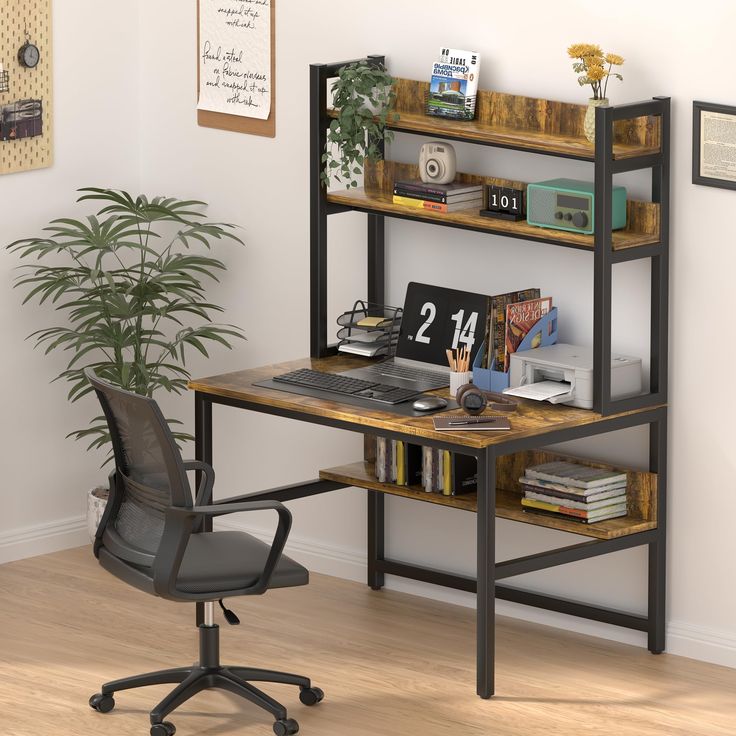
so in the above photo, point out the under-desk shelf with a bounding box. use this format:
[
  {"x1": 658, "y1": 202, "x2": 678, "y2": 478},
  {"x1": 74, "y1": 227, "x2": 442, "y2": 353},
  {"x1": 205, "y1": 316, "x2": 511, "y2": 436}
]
[{"x1": 320, "y1": 450, "x2": 658, "y2": 541}]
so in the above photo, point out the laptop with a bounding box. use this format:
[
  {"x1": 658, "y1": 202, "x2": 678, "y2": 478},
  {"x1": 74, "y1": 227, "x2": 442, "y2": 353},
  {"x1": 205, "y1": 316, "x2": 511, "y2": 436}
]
[{"x1": 340, "y1": 282, "x2": 489, "y2": 392}]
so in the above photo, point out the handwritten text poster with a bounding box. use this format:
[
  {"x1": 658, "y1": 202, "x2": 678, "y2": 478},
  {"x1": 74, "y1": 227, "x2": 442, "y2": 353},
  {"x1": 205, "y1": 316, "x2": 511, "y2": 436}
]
[{"x1": 198, "y1": 0, "x2": 271, "y2": 119}]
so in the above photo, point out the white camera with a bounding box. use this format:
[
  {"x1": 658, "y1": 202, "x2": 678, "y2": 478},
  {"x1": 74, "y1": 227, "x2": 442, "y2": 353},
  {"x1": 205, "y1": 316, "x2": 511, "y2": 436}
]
[{"x1": 419, "y1": 141, "x2": 457, "y2": 184}]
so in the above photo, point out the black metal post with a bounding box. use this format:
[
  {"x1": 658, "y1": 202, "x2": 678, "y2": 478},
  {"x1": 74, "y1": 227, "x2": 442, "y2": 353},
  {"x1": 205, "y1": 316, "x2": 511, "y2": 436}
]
[
  {"x1": 647, "y1": 410, "x2": 667, "y2": 653},
  {"x1": 476, "y1": 447, "x2": 496, "y2": 698},
  {"x1": 310, "y1": 62, "x2": 329, "y2": 358},
  {"x1": 367, "y1": 214, "x2": 385, "y2": 307},
  {"x1": 367, "y1": 491, "x2": 385, "y2": 590},
  {"x1": 194, "y1": 391, "x2": 213, "y2": 627},
  {"x1": 650, "y1": 97, "x2": 670, "y2": 400},
  {"x1": 593, "y1": 104, "x2": 614, "y2": 415}
]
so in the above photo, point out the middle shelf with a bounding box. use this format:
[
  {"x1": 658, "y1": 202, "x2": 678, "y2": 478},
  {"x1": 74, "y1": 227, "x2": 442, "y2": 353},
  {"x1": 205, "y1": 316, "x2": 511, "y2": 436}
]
[
  {"x1": 320, "y1": 448, "x2": 658, "y2": 541},
  {"x1": 326, "y1": 159, "x2": 661, "y2": 254}
]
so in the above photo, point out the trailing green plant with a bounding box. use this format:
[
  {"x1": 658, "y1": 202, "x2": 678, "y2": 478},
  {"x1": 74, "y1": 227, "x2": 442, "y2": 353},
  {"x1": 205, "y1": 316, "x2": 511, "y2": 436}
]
[
  {"x1": 7, "y1": 188, "x2": 244, "y2": 454},
  {"x1": 321, "y1": 61, "x2": 398, "y2": 189}
]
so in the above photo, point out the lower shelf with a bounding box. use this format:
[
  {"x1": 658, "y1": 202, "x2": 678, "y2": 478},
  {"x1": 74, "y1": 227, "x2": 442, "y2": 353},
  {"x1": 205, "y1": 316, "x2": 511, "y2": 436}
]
[{"x1": 319, "y1": 455, "x2": 658, "y2": 541}]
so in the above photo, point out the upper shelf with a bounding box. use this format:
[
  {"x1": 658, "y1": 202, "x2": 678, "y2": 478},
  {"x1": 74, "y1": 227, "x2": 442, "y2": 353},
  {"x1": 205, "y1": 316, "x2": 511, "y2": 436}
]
[{"x1": 328, "y1": 78, "x2": 662, "y2": 161}]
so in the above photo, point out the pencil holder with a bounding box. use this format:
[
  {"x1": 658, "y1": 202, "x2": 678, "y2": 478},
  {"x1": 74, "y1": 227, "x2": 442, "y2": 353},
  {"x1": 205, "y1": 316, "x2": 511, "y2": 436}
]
[{"x1": 449, "y1": 371, "x2": 473, "y2": 398}]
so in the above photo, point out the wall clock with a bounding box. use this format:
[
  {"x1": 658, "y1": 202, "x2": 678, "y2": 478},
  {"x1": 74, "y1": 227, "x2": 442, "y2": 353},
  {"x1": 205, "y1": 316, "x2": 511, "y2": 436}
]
[{"x1": 18, "y1": 31, "x2": 40, "y2": 69}]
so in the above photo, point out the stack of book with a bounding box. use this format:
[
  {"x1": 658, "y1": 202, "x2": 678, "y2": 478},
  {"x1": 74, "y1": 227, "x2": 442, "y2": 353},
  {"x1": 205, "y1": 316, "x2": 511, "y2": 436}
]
[
  {"x1": 392, "y1": 179, "x2": 483, "y2": 214},
  {"x1": 519, "y1": 461, "x2": 628, "y2": 524}
]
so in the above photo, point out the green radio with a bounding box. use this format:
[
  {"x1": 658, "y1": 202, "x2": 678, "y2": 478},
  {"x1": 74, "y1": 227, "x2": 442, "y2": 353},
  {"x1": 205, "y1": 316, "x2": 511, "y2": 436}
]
[{"x1": 526, "y1": 178, "x2": 627, "y2": 235}]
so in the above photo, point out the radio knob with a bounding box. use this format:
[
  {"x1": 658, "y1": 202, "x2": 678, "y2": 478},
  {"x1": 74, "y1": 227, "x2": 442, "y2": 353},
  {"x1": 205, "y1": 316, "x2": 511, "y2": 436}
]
[
  {"x1": 563, "y1": 213, "x2": 572, "y2": 221},
  {"x1": 572, "y1": 211, "x2": 588, "y2": 228},
  {"x1": 554, "y1": 211, "x2": 563, "y2": 220}
]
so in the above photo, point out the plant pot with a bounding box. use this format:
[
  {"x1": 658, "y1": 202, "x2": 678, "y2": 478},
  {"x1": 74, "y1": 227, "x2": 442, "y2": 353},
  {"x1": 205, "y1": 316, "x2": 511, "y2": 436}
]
[
  {"x1": 87, "y1": 486, "x2": 109, "y2": 542},
  {"x1": 584, "y1": 97, "x2": 609, "y2": 143}
]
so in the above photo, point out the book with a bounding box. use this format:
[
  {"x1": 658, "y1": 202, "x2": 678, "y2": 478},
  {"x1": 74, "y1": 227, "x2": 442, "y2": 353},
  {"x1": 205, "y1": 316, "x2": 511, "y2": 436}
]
[
  {"x1": 503, "y1": 296, "x2": 553, "y2": 371},
  {"x1": 433, "y1": 415, "x2": 511, "y2": 431},
  {"x1": 393, "y1": 186, "x2": 483, "y2": 204},
  {"x1": 481, "y1": 289, "x2": 540, "y2": 369},
  {"x1": 524, "y1": 461, "x2": 627, "y2": 490},
  {"x1": 522, "y1": 506, "x2": 628, "y2": 524},
  {"x1": 394, "y1": 179, "x2": 484, "y2": 197},
  {"x1": 426, "y1": 48, "x2": 481, "y2": 121},
  {"x1": 523, "y1": 490, "x2": 626, "y2": 511},
  {"x1": 392, "y1": 194, "x2": 483, "y2": 213},
  {"x1": 521, "y1": 497, "x2": 627, "y2": 520},
  {"x1": 520, "y1": 482, "x2": 626, "y2": 504}
]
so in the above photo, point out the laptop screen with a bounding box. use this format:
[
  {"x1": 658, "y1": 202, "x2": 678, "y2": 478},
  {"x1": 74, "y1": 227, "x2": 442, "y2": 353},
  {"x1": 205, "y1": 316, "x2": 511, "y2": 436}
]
[{"x1": 397, "y1": 283, "x2": 489, "y2": 367}]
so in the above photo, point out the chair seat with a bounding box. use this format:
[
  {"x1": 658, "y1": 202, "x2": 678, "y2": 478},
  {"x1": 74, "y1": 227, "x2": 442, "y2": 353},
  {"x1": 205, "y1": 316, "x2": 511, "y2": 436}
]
[
  {"x1": 99, "y1": 530, "x2": 308, "y2": 598},
  {"x1": 176, "y1": 531, "x2": 309, "y2": 594}
]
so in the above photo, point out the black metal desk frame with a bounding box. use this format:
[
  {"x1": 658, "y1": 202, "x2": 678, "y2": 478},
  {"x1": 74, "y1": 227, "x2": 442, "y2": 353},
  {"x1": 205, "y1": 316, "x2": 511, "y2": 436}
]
[
  {"x1": 194, "y1": 55, "x2": 669, "y2": 700},
  {"x1": 194, "y1": 389, "x2": 666, "y2": 700}
]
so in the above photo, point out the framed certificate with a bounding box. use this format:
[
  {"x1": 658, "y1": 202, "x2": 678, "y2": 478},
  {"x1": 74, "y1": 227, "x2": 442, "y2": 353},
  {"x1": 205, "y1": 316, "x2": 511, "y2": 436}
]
[{"x1": 693, "y1": 101, "x2": 736, "y2": 190}]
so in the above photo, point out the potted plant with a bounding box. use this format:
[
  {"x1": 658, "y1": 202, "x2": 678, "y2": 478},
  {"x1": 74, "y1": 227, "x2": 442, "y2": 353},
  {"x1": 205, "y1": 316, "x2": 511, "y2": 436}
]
[
  {"x1": 321, "y1": 61, "x2": 398, "y2": 189},
  {"x1": 567, "y1": 44, "x2": 624, "y2": 142},
  {"x1": 7, "y1": 188, "x2": 244, "y2": 538}
]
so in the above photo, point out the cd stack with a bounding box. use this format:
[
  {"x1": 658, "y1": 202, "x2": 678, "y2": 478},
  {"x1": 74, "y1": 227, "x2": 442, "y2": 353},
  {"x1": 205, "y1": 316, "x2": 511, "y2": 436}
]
[{"x1": 519, "y1": 461, "x2": 628, "y2": 524}]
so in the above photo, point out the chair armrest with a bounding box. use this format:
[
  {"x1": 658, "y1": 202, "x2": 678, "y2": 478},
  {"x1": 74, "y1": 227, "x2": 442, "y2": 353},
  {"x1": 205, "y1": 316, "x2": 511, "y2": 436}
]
[
  {"x1": 182, "y1": 459, "x2": 215, "y2": 506},
  {"x1": 156, "y1": 500, "x2": 292, "y2": 598}
]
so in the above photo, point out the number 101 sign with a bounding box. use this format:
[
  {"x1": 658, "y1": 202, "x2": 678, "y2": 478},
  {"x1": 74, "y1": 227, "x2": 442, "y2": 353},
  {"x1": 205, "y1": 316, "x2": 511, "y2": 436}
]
[{"x1": 480, "y1": 184, "x2": 525, "y2": 222}]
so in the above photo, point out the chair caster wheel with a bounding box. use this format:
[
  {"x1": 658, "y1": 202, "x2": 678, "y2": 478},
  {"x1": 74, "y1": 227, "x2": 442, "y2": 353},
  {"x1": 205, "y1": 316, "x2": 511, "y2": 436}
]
[
  {"x1": 150, "y1": 722, "x2": 176, "y2": 736},
  {"x1": 273, "y1": 717, "x2": 299, "y2": 736},
  {"x1": 299, "y1": 686, "x2": 324, "y2": 706},
  {"x1": 88, "y1": 693, "x2": 115, "y2": 713}
]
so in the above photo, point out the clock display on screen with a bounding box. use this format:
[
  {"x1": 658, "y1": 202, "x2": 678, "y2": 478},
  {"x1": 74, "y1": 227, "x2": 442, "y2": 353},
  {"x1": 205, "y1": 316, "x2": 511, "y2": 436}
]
[{"x1": 399, "y1": 282, "x2": 489, "y2": 367}]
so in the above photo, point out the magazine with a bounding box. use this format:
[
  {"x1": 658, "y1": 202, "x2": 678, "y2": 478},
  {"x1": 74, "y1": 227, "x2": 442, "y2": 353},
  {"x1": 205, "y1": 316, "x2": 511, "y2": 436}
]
[
  {"x1": 504, "y1": 297, "x2": 552, "y2": 371},
  {"x1": 427, "y1": 48, "x2": 481, "y2": 121}
]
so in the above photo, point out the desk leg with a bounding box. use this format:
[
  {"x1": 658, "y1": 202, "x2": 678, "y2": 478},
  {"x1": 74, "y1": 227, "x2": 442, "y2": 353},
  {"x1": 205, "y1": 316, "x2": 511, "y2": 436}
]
[
  {"x1": 648, "y1": 413, "x2": 667, "y2": 653},
  {"x1": 367, "y1": 491, "x2": 385, "y2": 590},
  {"x1": 476, "y1": 447, "x2": 496, "y2": 698},
  {"x1": 194, "y1": 392, "x2": 213, "y2": 627}
]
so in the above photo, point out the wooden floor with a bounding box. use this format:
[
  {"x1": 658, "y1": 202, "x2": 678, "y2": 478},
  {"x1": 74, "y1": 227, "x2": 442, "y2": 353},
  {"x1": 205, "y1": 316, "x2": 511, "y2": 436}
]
[{"x1": 1, "y1": 547, "x2": 734, "y2": 736}]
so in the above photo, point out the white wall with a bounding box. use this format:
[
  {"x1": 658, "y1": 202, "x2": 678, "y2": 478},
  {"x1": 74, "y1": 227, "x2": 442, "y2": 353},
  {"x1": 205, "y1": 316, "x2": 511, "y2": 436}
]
[
  {"x1": 3, "y1": 0, "x2": 735, "y2": 669},
  {"x1": 0, "y1": 1, "x2": 141, "y2": 560},
  {"x1": 134, "y1": 0, "x2": 736, "y2": 667}
]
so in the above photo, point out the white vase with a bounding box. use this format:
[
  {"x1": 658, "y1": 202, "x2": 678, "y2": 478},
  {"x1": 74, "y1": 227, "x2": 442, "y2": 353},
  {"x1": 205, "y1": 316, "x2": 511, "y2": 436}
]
[
  {"x1": 87, "y1": 486, "x2": 109, "y2": 542},
  {"x1": 584, "y1": 97, "x2": 609, "y2": 143}
]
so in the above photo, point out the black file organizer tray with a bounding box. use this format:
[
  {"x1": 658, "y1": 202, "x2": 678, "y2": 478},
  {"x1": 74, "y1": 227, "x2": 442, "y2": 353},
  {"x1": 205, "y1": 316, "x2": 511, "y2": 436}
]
[{"x1": 336, "y1": 300, "x2": 403, "y2": 359}]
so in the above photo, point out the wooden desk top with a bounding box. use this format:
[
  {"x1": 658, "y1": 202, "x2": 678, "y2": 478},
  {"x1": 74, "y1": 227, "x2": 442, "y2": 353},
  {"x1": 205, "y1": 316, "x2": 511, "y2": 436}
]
[{"x1": 189, "y1": 356, "x2": 661, "y2": 450}]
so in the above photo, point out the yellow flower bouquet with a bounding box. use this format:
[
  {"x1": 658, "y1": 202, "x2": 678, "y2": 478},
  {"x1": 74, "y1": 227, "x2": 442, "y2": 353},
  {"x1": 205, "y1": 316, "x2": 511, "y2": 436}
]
[{"x1": 568, "y1": 44, "x2": 624, "y2": 100}]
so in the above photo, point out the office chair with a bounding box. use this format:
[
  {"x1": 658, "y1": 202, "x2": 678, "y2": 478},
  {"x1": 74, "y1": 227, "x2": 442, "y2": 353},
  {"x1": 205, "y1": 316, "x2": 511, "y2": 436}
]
[{"x1": 85, "y1": 370, "x2": 323, "y2": 736}]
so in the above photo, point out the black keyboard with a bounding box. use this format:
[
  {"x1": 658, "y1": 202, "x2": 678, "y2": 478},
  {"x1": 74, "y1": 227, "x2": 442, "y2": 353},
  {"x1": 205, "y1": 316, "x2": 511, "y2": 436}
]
[{"x1": 272, "y1": 368, "x2": 421, "y2": 404}]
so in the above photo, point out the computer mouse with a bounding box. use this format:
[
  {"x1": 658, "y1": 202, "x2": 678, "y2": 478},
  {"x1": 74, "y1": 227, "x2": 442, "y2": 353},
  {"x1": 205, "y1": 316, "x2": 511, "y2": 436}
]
[{"x1": 412, "y1": 396, "x2": 448, "y2": 412}]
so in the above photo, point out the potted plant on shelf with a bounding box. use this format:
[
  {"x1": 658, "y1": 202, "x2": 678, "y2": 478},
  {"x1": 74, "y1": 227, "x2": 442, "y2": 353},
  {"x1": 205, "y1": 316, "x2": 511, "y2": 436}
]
[
  {"x1": 567, "y1": 44, "x2": 624, "y2": 143},
  {"x1": 321, "y1": 61, "x2": 398, "y2": 189},
  {"x1": 7, "y1": 188, "x2": 244, "y2": 538}
]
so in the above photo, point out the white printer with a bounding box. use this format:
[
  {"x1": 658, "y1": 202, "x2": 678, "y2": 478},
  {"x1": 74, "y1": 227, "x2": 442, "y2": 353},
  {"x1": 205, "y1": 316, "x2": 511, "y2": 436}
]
[{"x1": 504, "y1": 344, "x2": 642, "y2": 409}]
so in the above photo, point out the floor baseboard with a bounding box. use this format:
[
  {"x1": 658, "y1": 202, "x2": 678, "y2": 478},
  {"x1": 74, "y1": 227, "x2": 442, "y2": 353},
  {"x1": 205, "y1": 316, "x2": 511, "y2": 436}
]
[
  {"x1": 219, "y1": 518, "x2": 736, "y2": 671},
  {"x1": 0, "y1": 516, "x2": 88, "y2": 565}
]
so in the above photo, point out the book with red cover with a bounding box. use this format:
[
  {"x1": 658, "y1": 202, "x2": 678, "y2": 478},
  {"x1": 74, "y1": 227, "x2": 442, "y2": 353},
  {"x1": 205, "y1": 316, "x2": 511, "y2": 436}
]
[{"x1": 503, "y1": 296, "x2": 552, "y2": 371}]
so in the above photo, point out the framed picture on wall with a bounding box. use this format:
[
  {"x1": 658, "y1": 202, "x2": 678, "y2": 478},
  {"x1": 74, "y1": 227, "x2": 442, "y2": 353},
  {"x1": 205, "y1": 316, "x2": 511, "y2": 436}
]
[{"x1": 692, "y1": 100, "x2": 736, "y2": 190}]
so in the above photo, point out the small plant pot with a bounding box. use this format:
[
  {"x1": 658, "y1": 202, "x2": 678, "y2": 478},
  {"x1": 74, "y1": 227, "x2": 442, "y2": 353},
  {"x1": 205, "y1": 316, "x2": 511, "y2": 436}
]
[{"x1": 87, "y1": 486, "x2": 109, "y2": 542}]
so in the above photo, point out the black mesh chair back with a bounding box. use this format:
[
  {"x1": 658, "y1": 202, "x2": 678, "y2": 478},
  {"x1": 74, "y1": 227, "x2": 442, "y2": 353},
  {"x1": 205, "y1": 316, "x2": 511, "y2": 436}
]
[{"x1": 85, "y1": 369, "x2": 192, "y2": 562}]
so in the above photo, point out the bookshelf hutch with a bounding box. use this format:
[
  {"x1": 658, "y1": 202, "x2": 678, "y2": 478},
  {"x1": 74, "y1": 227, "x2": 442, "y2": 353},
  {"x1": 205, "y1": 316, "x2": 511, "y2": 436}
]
[{"x1": 307, "y1": 54, "x2": 670, "y2": 698}]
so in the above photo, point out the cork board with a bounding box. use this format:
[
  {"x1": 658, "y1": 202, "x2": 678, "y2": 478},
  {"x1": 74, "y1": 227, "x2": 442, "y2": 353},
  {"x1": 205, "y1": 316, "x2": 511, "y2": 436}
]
[
  {"x1": 196, "y1": 0, "x2": 275, "y2": 137},
  {"x1": 0, "y1": 0, "x2": 53, "y2": 175}
]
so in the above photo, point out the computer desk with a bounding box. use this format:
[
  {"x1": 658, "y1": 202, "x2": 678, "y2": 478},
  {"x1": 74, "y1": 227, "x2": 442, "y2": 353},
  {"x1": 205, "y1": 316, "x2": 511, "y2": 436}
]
[{"x1": 189, "y1": 354, "x2": 666, "y2": 699}]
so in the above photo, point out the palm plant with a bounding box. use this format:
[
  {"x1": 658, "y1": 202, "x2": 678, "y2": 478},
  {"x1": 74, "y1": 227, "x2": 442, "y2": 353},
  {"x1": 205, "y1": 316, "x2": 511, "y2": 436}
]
[{"x1": 7, "y1": 188, "x2": 244, "y2": 453}]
